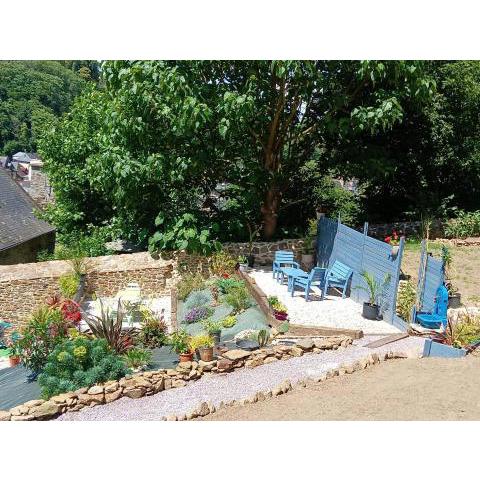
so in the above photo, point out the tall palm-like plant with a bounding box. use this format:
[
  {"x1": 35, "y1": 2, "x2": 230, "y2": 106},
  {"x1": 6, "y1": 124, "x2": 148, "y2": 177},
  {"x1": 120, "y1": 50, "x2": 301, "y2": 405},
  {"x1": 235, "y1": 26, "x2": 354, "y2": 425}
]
[
  {"x1": 85, "y1": 299, "x2": 135, "y2": 353},
  {"x1": 357, "y1": 271, "x2": 391, "y2": 306}
]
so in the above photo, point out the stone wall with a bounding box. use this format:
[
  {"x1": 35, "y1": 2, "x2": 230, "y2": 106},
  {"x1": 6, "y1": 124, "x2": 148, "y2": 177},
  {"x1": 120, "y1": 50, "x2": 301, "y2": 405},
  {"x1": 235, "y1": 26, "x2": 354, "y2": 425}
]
[
  {"x1": 223, "y1": 238, "x2": 305, "y2": 265},
  {"x1": 365, "y1": 220, "x2": 444, "y2": 240},
  {"x1": 0, "y1": 252, "x2": 178, "y2": 329}
]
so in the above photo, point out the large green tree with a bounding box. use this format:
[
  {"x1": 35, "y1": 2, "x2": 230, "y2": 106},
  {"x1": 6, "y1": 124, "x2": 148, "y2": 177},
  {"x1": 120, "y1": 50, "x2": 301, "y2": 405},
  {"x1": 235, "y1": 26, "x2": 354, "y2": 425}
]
[{"x1": 40, "y1": 60, "x2": 435, "y2": 252}]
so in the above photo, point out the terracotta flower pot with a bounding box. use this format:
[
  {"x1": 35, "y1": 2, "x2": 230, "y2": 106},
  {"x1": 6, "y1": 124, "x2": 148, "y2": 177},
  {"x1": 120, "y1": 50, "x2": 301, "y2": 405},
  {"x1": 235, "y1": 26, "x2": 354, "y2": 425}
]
[
  {"x1": 199, "y1": 346, "x2": 214, "y2": 362},
  {"x1": 179, "y1": 352, "x2": 194, "y2": 363},
  {"x1": 9, "y1": 356, "x2": 20, "y2": 368}
]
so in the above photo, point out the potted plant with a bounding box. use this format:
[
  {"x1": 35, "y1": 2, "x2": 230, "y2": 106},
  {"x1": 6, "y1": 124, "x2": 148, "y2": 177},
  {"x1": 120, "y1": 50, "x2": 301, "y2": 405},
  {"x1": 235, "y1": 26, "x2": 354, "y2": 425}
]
[
  {"x1": 7, "y1": 334, "x2": 21, "y2": 368},
  {"x1": 246, "y1": 222, "x2": 261, "y2": 268},
  {"x1": 267, "y1": 296, "x2": 288, "y2": 321},
  {"x1": 441, "y1": 245, "x2": 461, "y2": 308},
  {"x1": 168, "y1": 330, "x2": 193, "y2": 362},
  {"x1": 357, "y1": 271, "x2": 391, "y2": 320},
  {"x1": 301, "y1": 219, "x2": 317, "y2": 270},
  {"x1": 201, "y1": 318, "x2": 223, "y2": 345},
  {"x1": 237, "y1": 255, "x2": 248, "y2": 272},
  {"x1": 190, "y1": 334, "x2": 214, "y2": 362},
  {"x1": 384, "y1": 230, "x2": 401, "y2": 256}
]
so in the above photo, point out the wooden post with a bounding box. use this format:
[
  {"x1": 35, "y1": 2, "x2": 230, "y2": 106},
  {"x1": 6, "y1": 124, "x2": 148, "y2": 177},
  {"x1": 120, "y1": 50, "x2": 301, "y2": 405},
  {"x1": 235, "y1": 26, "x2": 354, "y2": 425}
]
[{"x1": 390, "y1": 236, "x2": 405, "y2": 324}]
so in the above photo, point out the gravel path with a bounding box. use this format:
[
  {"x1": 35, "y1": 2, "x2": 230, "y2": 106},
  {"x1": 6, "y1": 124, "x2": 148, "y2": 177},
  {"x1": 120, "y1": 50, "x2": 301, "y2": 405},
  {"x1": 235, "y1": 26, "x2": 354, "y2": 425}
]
[
  {"x1": 57, "y1": 335, "x2": 424, "y2": 421},
  {"x1": 251, "y1": 269, "x2": 400, "y2": 335}
]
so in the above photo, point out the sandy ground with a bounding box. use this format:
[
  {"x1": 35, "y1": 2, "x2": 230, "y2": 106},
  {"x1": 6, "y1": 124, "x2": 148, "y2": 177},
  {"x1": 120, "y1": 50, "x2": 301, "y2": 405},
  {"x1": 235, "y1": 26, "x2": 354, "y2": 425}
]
[
  {"x1": 402, "y1": 242, "x2": 480, "y2": 307},
  {"x1": 250, "y1": 269, "x2": 400, "y2": 335},
  {"x1": 203, "y1": 357, "x2": 480, "y2": 421}
]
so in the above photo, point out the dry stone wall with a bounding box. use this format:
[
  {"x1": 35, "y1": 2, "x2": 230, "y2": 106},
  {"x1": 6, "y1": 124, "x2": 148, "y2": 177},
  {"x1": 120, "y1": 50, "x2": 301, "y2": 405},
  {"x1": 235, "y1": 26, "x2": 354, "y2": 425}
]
[{"x1": 223, "y1": 238, "x2": 305, "y2": 265}]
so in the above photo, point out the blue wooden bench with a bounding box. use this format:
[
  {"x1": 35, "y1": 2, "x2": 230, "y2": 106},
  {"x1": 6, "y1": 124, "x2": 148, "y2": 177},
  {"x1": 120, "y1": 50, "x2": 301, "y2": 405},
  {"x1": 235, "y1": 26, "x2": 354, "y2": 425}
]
[
  {"x1": 413, "y1": 284, "x2": 448, "y2": 329},
  {"x1": 272, "y1": 250, "x2": 299, "y2": 281},
  {"x1": 321, "y1": 260, "x2": 353, "y2": 300},
  {"x1": 291, "y1": 267, "x2": 326, "y2": 301}
]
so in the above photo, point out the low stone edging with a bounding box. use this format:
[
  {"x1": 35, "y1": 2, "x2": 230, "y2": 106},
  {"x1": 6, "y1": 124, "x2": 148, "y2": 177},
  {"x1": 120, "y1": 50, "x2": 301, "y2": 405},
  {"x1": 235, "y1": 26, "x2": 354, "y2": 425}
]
[
  {"x1": 0, "y1": 335, "x2": 352, "y2": 421},
  {"x1": 163, "y1": 350, "x2": 408, "y2": 421}
]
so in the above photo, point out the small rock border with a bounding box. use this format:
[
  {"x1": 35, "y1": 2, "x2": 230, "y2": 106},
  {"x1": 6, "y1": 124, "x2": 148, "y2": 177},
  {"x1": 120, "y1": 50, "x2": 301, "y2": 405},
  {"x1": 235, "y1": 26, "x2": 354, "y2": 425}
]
[
  {"x1": 168, "y1": 350, "x2": 406, "y2": 421},
  {"x1": 0, "y1": 335, "x2": 352, "y2": 421}
]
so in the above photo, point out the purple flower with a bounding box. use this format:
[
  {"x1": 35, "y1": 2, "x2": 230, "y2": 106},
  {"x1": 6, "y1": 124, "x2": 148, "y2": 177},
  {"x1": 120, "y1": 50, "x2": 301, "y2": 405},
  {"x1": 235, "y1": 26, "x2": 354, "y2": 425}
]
[{"x1": 184, "y1": 306, "x2": 211, "y2": 324}]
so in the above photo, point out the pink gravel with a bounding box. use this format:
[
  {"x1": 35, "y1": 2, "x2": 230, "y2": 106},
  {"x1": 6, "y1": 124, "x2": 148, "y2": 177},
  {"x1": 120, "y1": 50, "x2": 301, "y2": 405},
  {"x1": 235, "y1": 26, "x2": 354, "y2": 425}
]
[{"x1": 57, "y1": 335, "x2": 424, "y2": 421}]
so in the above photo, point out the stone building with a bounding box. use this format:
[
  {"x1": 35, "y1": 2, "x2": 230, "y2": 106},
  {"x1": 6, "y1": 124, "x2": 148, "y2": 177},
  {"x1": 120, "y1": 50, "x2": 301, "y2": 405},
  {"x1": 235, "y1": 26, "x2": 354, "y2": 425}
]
[{"x1": 0, "y1": 169, "x2": 55, "y2": 265}]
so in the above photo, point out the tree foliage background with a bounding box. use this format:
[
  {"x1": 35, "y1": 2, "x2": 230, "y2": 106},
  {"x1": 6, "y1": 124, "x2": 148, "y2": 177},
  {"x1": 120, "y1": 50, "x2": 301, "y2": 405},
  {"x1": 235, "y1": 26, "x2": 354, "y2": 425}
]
[
  {"x1": 0, "y1": 60, "x2": 99, "y2": 155},
  {"x1": 35, "y1": 60, "x2": 480, "y2": 253}
]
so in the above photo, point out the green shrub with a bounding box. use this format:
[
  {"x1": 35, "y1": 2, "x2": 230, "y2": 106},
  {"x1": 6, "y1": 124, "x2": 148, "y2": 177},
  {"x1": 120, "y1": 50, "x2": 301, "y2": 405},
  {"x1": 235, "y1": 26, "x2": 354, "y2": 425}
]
[
  {"x1": 184, "y1": 290, "x2": 213, "y2": 309},
  {"x1": 224, "y1": 285, "x2": 252, "y2": 313},
  {"x1": 209, "y1": 251, "x2": 238, "y2": 276},
  {"x1": 59, "y1": 274, "x2": 80, "y2": 299},
  {"x1": 122, "y1": 347, "x2": 152, "y2": 369},
  {"x1": 216, "y1": 277, "x2": 245, "y2": 295},
  {"x1": 15, "y1": 307, "x2": 70, "y2": 374},
  {"x1": 38, "y1": 336, "x2": 129, "y2": 399},
  {"x1": 177, "y1": 273, "x2": 206, "y2": 301},
  {"x1": 444, "y1": 210, "x2": 480, "y2": 238},
  {"x1": 137, "y1": 306, "x2": 167, "y2": 348},
  {"x1": 222, "y1": 315, "x2": 237, "y2": 328},
  {"x1": 396, "y1": 281, "x2": 416, "y2": 322}
]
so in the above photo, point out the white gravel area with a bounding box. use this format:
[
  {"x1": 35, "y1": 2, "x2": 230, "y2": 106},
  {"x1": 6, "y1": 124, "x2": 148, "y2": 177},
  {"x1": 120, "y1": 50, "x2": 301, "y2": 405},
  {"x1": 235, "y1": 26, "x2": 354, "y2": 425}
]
[
  {"x1": 251, "y1": 269, "x2": 400, "y2": 335},
  {"x1": 0, "y1": 357, "x2": 9, "y2": 371},
  {"x1": 57, "y1": 335, "x2": 425, "y2": 421},
  {"x1": 81, "y1": 295, "x2": 173, "y2": 332}
]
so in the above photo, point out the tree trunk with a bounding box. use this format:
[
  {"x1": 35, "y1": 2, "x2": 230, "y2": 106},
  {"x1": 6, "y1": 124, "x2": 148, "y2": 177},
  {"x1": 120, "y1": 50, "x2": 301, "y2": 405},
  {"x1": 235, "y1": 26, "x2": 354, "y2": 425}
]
[{"x1": 261, "y1": 186, "x2": 281, "y2": 240}]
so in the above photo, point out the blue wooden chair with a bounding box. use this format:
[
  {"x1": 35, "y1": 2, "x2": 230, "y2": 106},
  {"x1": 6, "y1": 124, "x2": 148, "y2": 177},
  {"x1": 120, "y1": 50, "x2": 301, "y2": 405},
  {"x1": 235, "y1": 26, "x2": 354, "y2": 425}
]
[
  {"x1": 321, "y1": 260, "x2": 353, "y2": 300},
  {"x1": 291, "y1": 267, "x2": 326, "y2": 301},
  {"x1": 272, "y1": 250, "x2": 299, "y2": 281},
  {"x1": 413, "y1": 284, "x2": 448, "y2": 329}
]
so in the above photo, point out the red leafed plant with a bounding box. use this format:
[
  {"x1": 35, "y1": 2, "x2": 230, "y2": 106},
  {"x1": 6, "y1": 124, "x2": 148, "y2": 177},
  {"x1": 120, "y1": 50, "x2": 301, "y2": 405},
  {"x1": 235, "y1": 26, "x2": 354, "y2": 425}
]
[
  {"x1": 61, "y1": 300, "x2": 82, "y2": 325},
  {"x1": 385, "y1": 230, "x2": 401, "y2": 246}
]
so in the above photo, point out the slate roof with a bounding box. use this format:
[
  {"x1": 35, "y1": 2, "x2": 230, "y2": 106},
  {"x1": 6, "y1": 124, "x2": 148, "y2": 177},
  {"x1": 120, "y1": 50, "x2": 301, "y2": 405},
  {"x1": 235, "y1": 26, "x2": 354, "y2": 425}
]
[{"x1": 0, "y1": 169, "x2": 55, "y2": 252}]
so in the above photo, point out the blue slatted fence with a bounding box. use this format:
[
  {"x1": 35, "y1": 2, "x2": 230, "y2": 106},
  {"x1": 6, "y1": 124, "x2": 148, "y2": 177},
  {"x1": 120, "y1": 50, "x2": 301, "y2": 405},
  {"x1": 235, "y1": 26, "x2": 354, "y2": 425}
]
[{"x1": 317, "y1": 216, "x2": 404, "y2": 324}]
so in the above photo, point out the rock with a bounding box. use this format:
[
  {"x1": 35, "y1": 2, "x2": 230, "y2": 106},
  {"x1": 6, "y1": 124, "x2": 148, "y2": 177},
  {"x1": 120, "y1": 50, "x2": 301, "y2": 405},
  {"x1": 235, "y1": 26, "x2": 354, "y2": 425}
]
[
  {"x1": 153, "y1": 378, "x2": 165, "y2": 393},
  {"x1": 0, "y1": 410, "x2": 12, "y2": 421},
  {"x1": 272, "y1": 385, "x2": 283, "y2": 396},
  {"x1": 281, "y1": 380, "x2": 292, "y2": 393},
  {"x1": 207, "y1": 402, "x2": 216, "y2": 414},
  {"x1": 78, "y1": 392, "x2": 105, "y2": 405},
  {"x1": 166, "y1": 369, "x2": 178, "y2": 377},
  {"x1": 312, "y1": 347, "x2": 321, "y2": 353},
  {"x1": 256, "y1": 392, "x2": 266, "y2": 402},
  {"x1": 10, "y1": 405, "x2": 30, "y2": 416},
  {"x1": 295, "y1": 380, "x2": 306, "y2": 388},
  {"x1": 176, "y1": 361, "x2": 192, "y2": 371},
  {"x1": 30, "y1": 401, "x2": 62, "y2": 420},
  {"x1": 245, "y1": 357, "x2": 264, "y2": 368},
  {"x1": 188, "y1": 369, "x2": 199, "y2": 379},
  {"x1": 264, "y1": 356, "x2": 278, "y2": 364},
  {"x1": 172, "y1": 379, "x2": 187, "y2": 388},
  {"x1": 248, "y1": 393, "x2": 259, "y2": 404},
  {"x1": 164, "y1": 378, "x2": 172, "y2": 389},
  {"x1": 296, "y1": 338, "x2": 314, "y2": 351},
  {"x1": 87, "y1": 385, "x2": 104, "y2": 395},
  {"x1": 186, "y1": 412, "x2": 195, "y2": 420},
  {"x1": 104, "y1": 381, "x2": 119, "y2": 393},
  {"x1": 50, "y1": 393, "x2": 75, "y2": 405},
  {"x1": 290, "y1": 347, "x2": 303, "y2": 357},
  {"x1": 217, "y1": 358, "x2": 234, "y2": 371},
  {"x1": 124, "y1": 388, "x2": 145, "y2": 399},
  {"x1": 105, "y1": 390, "x2": 123, "y2": 403},
  {"x1": 177, "y1": 414, "x2": 187, "y2": 421},
  {"x1": 222, "y1": 349, "x2": 252, "y2": 362},
  {"x1": 23, "y1": 399, "x2": 45, "y2": 408},
  {"x1": 75, "y1": 387, "x2": 88, "y2": 395},
  {"x1": 196, "y1": 402, "x2": 210, "y2": 417},
  {"x1": 198, "y1": 360, "x2": 216, "y2": 371},
  {"x1": 166, "y1": 415, "x2": 177, "y2": 421},
  {"x1": 11, "y1": 415, "x2": 35, "y2": 421},
  {"x1": 326, "y1": 369, "x2": 339, "y2": 379}
]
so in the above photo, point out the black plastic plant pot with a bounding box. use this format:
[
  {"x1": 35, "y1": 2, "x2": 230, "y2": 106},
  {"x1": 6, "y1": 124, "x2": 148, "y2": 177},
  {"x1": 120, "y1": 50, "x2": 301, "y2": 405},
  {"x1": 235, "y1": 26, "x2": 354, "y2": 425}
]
[
  {"x1": 247, "y1": 255, "x2": 255, "y2": 268},
  {"x1": 448, "y1": 293, "x2": 461, "y2": 309},
  {"x1": 212, "y1": 331, "x2": 221, "y2": 345},
  {"x1": 362, "y1": 302, "x2": 380, "y2": 320}
]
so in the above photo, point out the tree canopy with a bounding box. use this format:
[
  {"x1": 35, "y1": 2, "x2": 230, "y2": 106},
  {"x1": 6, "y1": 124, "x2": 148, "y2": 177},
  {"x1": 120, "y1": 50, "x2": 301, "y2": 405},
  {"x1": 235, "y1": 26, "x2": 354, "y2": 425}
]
[
  {"x1": 38, "y1": 60, "x2": 480, "y2": 253},
  {"x1": 0, "y1": 61, "x2": 88, "y2": 154}
]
